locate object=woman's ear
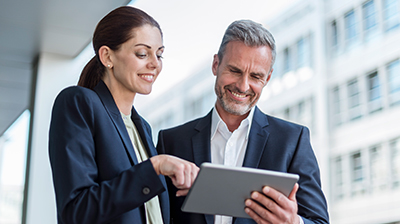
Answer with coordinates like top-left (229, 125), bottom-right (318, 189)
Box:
top-left (98, 46), bottom-right (113, 69)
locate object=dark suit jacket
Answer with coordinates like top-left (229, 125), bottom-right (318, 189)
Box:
top-left (49, 80), bottom-right (169, 224)
top-left (157, 107), bottom-right (329, 224)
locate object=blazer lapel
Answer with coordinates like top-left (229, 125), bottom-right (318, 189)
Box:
top-left (93, 81), bottom-right (138, 165)
top-left (130, 107), bottom-right (156, 157)
top-left (242, 107), bottom-right (270, 168)
top-left (192, 110), bottom-right (213, 166)
top-left (130, 106), bottom-right (171, 223)
top-left (191, 111), bottom-right (214, 224)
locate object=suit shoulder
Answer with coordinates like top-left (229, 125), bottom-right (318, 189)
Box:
top-left (55, 86), bottom-right (98, 103)
top-left (56, 85), bottom-right (96, 98)
top-left (52, 86), bottom-right (101, 113)
top-left (265, 114), bottom-right (309, 132)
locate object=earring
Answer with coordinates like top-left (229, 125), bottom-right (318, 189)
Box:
top-left (107, 64), bottom-right (111, 68)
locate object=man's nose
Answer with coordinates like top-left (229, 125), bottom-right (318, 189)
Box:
top-left (236, 74), bottom-right (250, 92)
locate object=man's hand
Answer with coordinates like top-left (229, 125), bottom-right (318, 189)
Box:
top-left (150, 155), bottom-right (199, 196)
top-left (244, 183), bottom-right (300, 224)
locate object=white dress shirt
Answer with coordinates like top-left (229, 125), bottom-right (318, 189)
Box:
top-left (210, 107), bottom-right (254, 224)
top-left (209, 108), bottom-right (304, 224)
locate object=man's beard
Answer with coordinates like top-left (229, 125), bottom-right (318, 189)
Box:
top-left (215, 83), bottom-right (257, 116)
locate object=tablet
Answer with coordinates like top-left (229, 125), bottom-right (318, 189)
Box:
top-left (181, 162), bottom-right (299, 219)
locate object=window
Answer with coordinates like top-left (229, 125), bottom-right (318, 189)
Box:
top-left (370, 145), bottom-right (386, 192)
top-left (272, 56), bottom-right (282, 78)
top-left (334, 157), bottom-right (344, 199)
top-left (351, 151), bottom-right (365, 196)
top-left (345, 10), bottom-right (358, 47)
top-left (390, 138), bottom-right (400, 188)
top-left (383, 0), bottom-right (400, 31)
top-left (331, 20), bottom-right (339, 49)
top-left (332, 86), bottom-right (342, 126)
top-left (347, 79), bottom-right (362, 120)
top-left (0, 110), bottom-right (30, 224)
top-left (387, 59), bottom-right (400, 105)
top-left (283, 47), bottom-right (291, 73)
top-left (367, 71), bottom-right (382, 113)
top-left (362, 0), bottom-right (378, 39)
top-left (296, 37), bottom-right (311, 69)
top-left (352, 152), bottom-right (363, 182)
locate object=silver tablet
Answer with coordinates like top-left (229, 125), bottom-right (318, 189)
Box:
top-left (181, 162), bottom-right (299, 219)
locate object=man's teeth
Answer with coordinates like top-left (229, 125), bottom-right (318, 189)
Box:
top-left (231, 91), bottom-right (246, 98)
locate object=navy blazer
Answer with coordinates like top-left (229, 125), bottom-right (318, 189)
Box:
top-left (157, 107), bottom-right (329, 224)
top-left (49, 81), bottom-right (169, 224)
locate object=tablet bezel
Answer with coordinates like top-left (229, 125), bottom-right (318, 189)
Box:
top-left (181, 162), bottom-right (299, 219)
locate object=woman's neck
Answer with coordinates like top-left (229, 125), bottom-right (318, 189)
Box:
top-left (102, 77), bottom-right (135, 115)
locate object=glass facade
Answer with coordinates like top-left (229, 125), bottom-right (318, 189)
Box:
top-left (387, 59), bottom-right (400, 105)
top-left (362, 0), bottom-right (378, 39)
top-left (383, 0), bottom-right (400, 31)
top-left (367, 71), bottom-right (382, 113)
top-left (345, 10), bottom-right (358, 46)
top-left (0, 110), bottom-right (30, 224)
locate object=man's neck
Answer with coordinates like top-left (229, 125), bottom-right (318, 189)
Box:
top-left (215, 104), bottom-right (249, 132)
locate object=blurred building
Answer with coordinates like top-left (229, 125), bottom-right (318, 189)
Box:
top-left (138, 0), bottom-right (400, 223)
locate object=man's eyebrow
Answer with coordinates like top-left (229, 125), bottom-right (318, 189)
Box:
top-left (228, 65), bottom-right (266, 77)
top-left (251, 72), bottom-right (267, 78)
top-left (134, 43), bottom-right (165, 50)
top-left (227, 65), bottom-right (242, 72)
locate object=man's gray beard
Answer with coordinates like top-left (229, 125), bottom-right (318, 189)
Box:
top-left (219, 97), bottom-right (252, 116)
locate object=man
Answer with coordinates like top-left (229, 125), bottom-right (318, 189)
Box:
top-left (157, 20), bottom-right (329, 224)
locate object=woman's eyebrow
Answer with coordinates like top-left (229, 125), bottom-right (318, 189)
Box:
top-left (135, 43), bottom-right (165, 50)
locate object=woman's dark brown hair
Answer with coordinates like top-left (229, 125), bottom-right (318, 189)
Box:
top-left (78, 6), bottom-right (162, 89)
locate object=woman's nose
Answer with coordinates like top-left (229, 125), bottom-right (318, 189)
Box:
top-left (147, 54), bottom-right (160, 69)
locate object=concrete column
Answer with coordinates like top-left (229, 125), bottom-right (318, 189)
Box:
top-left (25, 47), bottom-right (92, 224)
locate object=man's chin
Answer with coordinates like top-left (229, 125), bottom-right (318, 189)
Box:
top-left (224, 105), bottom-right (250, 116)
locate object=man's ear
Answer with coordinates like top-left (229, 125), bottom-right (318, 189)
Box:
top-left (98, 45), bottom-right (113, 68)
top-left (265, 68), bottom-right (273, 87)
top-left (212, 54), bottom-right (219, 76)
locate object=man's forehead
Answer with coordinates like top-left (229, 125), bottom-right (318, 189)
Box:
top-left (223, 42), bottom-right (272, 71)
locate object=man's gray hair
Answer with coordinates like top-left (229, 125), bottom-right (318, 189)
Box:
top-left (217, 20), bottom-right (276, 67)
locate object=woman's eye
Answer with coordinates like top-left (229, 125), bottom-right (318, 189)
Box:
top-left (157, 55), bottom-right (163, 59)
top-left (136, 53), bottom-right (147, 58)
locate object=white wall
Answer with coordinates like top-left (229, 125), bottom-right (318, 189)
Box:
top-left (26, 47), bottom-right (93, 224)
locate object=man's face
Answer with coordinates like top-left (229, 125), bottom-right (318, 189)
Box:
top-left (212, 41), bottom-right (273, 116)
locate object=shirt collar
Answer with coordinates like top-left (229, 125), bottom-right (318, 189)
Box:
top-left (211, 106), bottom-right (255, 140)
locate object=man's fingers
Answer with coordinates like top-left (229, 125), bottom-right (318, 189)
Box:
top-left (245, 199), bottom-right (272, 224)
top-left (288, 183), bottom-right (299, 201)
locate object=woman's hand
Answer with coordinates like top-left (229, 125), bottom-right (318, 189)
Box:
top-left (150, 155), bottom-right (199, 196)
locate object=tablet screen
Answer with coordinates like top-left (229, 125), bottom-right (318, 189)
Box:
top-left (181, 162), bottom-right (299, 218)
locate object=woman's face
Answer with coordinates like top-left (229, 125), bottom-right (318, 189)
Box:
top-left (109, 24), bottom-right (164, 96)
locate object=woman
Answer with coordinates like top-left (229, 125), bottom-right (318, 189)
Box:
top-left (48, 6), bottom-right (198, 224)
